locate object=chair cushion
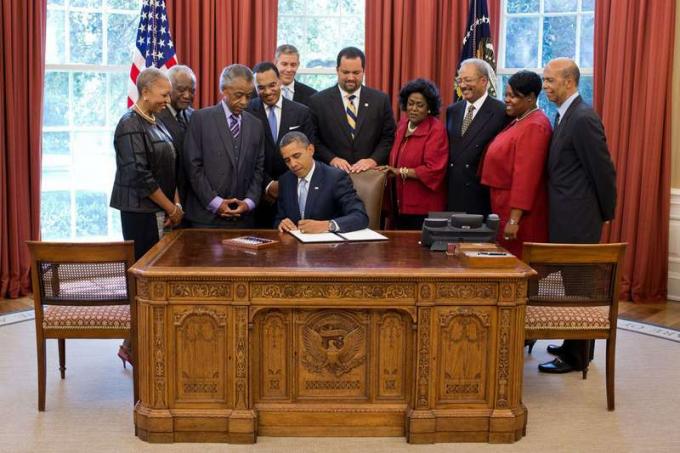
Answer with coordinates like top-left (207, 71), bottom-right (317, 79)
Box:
top-left (43, 305), bottom-right (130, 330)
top-left (349, 170), bottom-right (386, 230)
top-left (526, 305), bottom-right (610, 330)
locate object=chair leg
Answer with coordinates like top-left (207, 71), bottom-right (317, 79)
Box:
top-left (581, 341), bottom-right (590, 380)
top-left (58, 339), bottom-right (66, 379)
top-left (606, 337), bottom-right (616, 411)
top-left (37, 336), bottom-right (46, 411)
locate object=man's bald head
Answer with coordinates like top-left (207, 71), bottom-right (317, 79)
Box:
top-left (543, 58), bottom-right (580, 106)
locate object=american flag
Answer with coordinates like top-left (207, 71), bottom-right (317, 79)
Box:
top-left (127, 0), bottom-right (177, 107)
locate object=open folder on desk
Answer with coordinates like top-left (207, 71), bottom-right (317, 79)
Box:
top-left (289, 228), bottom-right (388, 243)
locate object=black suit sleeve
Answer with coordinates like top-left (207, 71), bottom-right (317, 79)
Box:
top-left (300, 107), bottom-right (316, 148)
top-left (184, 115), bottom-right (218, 208)
top-left (572, 112), bottom-right (617, 221)
top-left (245, 122), bottom-right (266, 206)
top-left (308, 96), bottom-right (336, 164)
top-left (369, 95), bottom-right (396, 165)
top-left (333, 172), bottom-right (369, 232)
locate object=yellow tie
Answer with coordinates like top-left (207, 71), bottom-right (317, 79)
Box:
top-left (346, 94), bottom-right (357, 138)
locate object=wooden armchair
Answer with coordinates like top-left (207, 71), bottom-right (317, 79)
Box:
top-left (350, 169), bottom-right (387, 230)
top-left (26, 241), bottom-right (137, 411)
top-left (522, 242), bottom-right (626, 411)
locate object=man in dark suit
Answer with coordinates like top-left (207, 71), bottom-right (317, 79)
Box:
top-left (156, 65), bottom-right (196, 206)
top-left (274, 44), bottom-right (318, 106)
top-left (539, 57), bottom-right (617, 374)
top-left (308, 47), bottom-right (396, 173)
top-left (247, 61), bottom-right (316, 228)
top-left (275, 131), bottom-right (368, 234)
top-left (183, 64), bottom-right (265, 228)
top-left (446, 58), bottom-right (509, 216)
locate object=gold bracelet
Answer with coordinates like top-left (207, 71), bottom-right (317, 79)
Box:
top-left (400, 167), bottom-right (408, 180)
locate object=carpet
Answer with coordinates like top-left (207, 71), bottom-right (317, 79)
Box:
top-left (0, 317), bottom-right (679, 452)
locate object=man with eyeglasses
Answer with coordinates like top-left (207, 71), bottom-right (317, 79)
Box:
top-left (446, 58), bottom-right (510, 216)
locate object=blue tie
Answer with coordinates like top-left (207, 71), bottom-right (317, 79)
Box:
top-left (229, 114), bottom-right (240, 139)
top-left (267, 106), bottom-right (278, 141)
top-left (298, 179), bottom-right (308, 219)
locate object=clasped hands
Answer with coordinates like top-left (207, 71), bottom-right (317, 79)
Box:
top-left (330, 157), bottom-right (377, 173)
top-left (164, 203), bottom-right (184, 227)
top-left (278, 218), bottom-right (330, 234)
top-left (218, 198), bottom-right (248, 218)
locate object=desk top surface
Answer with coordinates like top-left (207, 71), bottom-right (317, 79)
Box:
top-left (130, 229), bottom-right (534, 279)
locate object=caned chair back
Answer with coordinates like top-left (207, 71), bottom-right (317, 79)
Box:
top-left (350, 169), bottom-right (386, 230)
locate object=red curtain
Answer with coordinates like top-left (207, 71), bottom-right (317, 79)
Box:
top-left (365, 0), bottom-right (500, 119)
top-left (594, 0), bottom-right (675, 301)
top-left (0, 0), bottom-right (45, 298)
top-left (166, 0), bottom-right (279, 107)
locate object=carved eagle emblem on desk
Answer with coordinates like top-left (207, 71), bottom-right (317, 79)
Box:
top-left (302, 324), bottom-right (365, 377)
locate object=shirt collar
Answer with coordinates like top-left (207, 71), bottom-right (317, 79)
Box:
top-left (467, 91), bottom-right (488, 112)
top-left (299, 161), bottom-right (316, 184)
top-left (268, 94), bottom-right (283, 111)
top-left (282, 80), bottom-right (295, 93)
top-left (221, 99), bottom-right (240, 122)
top-left (166, 104), bottom-right (178, 116)
top-left (557, 91), bottom-right (580, 120)
top-left (338, 85), bottom-right (361, 101)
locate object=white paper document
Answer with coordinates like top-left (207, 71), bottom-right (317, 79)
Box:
top-left (289, 228), bottom-right (388, 243)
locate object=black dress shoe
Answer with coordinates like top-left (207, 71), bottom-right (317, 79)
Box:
top-left (546, 343), bottom-right (564, 356)
top-left (538, 357), bottom-right (574, 374)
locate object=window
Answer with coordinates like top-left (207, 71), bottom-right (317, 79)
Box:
top-left (498, 0), bottom-right (595, 120)
top-left (277, 0), bottom-right (365, 91)
top-left (42, 0), bottom-right (140, 240)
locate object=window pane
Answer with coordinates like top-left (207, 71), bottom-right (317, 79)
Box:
top-left (343, 0), bottom-right (364, 15)
top-left (542, 15), bottom-right (576, 65)
top-left (108, 72), bottom-right (130, 127)
top-left (580, 75), bottom-right (594, 106)
top-left (339, 16), bottom-right (365, 51)
top-left (107, 13), bottom-right (138, 65)
top-left (295, 73), bottom-right (336, 91)
top-left (48, 0), bottom-right (65, 5)
top-left (278, 0), bottom-right (305, 14)
top-left (504, 17), bottom-right (539, 68)
top-left (277, 16), bottom-right (306, 59)
top-left (545, 0), bottom-right (577, 12)
top-left (46, 10), bottom-right (65, 64)
top-left (582, 0), bottom-right (595, 12)
top-left (580, 14), bottom-right (594, 67)
top-left (110, 208), bottom-right (122, 237)
top-left (506, 0), bottom-right (539, 13)
top-left (76, 191), bottom-right (109, 237)
top-left (69, 12), bottom-right (103, 64)
top-left (71, 131), bottom-right (115, 192)
top-left (41, 191), bottom-right (72, 240)
top-left (71, 0), bottom-right (102, 7)
top-left (42, 132), bottom-right (70, 156)
top-left (72, 72), bottom-right (107, 127)
top-left (107, 0), bottom-right (140, 10)
top-left (305, 17), bottom-right (341, 67)
top-left (43, 72), bottom-right (70, 127)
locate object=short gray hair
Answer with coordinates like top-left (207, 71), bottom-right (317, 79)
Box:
top-left (275, 44), bottom-right (300, 60)
top-left (219, 64), bottom-right (253, 91)
top-left (167, 65), bottom-right (196, 85)
top-left (459, 58), bottom-right (492, 80)
top-left (279, 131), bottom-right (310, 150)
top-left (136, 67), bottom-right (168, 96)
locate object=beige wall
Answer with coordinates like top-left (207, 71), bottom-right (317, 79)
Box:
top-left (672, 0), bottom-right (680, 188)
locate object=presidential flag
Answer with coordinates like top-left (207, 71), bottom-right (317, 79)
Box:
top-left (127, 0), bottom-right (177, 107)
top-left (456, 0), bottom-right (497, 99)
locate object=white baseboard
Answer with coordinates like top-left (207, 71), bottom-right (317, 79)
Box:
top-left (668, 189), bottom-right (680, 300)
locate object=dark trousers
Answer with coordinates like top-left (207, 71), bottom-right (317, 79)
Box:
top-left (120, 211), bottom-right (160, 261)
top-left (559, 266), bottom-right (596, 370)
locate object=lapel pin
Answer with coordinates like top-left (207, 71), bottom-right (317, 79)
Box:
top-left (364, 103), bottom-right (369, 107)
top-left (314, 186), bottom-right (319, 190)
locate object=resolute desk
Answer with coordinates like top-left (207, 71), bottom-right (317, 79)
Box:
top-left (130, 229), bottom-right (534, 444)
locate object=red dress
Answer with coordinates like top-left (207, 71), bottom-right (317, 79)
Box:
top-left (480, 110), bottom-right (551, 258)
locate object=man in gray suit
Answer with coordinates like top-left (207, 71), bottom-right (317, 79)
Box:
top-left (539, 57), bottom-right (617, 374)
top-left (183, 64), bottom-right (265, 228)
top-left (157, 64), bottom-right (196, 206)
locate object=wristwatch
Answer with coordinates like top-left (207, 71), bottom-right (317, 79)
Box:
top-left (329, 220), bottom-right (339, 232)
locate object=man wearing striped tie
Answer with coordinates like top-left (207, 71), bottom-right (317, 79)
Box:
top-left (183, 64), bottom-right (265, 228)
top-left (308, 47), bottom-right (396, 174)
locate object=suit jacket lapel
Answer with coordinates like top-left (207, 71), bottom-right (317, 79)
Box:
top-left (331, 87), bottom-right (354, 143)
top-left (353, 89), bottom-right (370, 138)
top-left (211, 104), bottom-right (236, 169)
top-left (237, 115), bottom-right (250, 174)
top-left (279, 99), bottom-right (294, 141)
top-left (549, 95), bottom-right (582, 167)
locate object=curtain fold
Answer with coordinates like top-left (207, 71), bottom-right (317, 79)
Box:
top-left (0, 0), bottom-right (45, 298)
top-left (166, 0), bottom-right (279, 108)
top-left (594, 0), bottom-right (675, 301)
top-left (365, 0), bottom-right (500, 120)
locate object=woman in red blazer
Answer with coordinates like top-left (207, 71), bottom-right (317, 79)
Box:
top-left (378, 79), bottom-right (448, 229)
top-left (480, 71), bottom-right (551, 258)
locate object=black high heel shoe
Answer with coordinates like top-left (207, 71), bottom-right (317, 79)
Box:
top-left (118, 343), bottom-right (132, 368)
top-left (525, 339), bottom-right (537, 354)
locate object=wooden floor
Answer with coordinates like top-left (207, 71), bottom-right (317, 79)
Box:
top-left (2, 296), bottom-right (680, 330)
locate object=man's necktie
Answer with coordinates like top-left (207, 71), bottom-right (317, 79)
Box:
top-left (267, 106), bottom-right (278, 141)
top-left (553, 112), bottom-right (561, 129)
top-left (460, 104), bottom-right (475, 135)
top-left (298, 179), bottom-right (308, 219)
top-left (346, 94), bottom-right (357, 138)
top-left (282, 87), bottom-right (293, 100)
top-left (176, 110), bottom-right (187, 129)
top-left (229, 114), bottom-right (240, 139)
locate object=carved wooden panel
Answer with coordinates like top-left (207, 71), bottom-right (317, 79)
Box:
top-left (436, 283), bottom-right (497, 302)
top-left (259, 310), bottom-right (291, 400)
top-left (496, 309), bottom-right (511, 408)
top-left (251, 282), bottom-right (415, 300)
top-left (296, 310), bottom-right (369, 399)
top-left (172, 306), bottom-right (228, 404)
top-left (435, 307), bottom-right (495, 404)
top-left (169, 282), bottom-right (232, 300)
top-left (152, 307), bottom-right (166, 408)
top-left (416, 307), bottom-right (432, 409)
top-left (234, 307), bottom-right (249, 409)
top-left (376, 312), bottom-right (408, 399)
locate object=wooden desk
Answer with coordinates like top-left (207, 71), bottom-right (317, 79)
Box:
top-left (130, 230), bottom-right (534, 444)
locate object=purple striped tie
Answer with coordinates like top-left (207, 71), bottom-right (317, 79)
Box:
top-left (229, 114), bottom-right (240, 139)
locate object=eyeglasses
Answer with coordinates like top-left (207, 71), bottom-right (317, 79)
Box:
top-left (455, 77), bottom-right (481, 85)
